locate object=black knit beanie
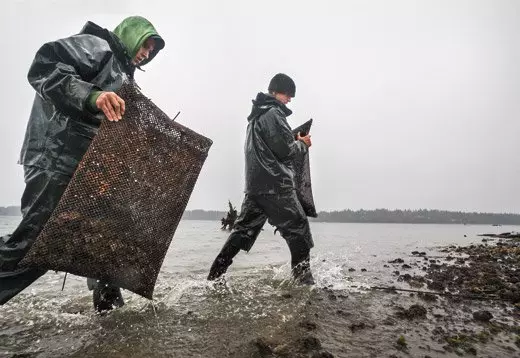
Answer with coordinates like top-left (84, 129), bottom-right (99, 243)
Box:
top-left (268, 73), bottom-right (296, 97)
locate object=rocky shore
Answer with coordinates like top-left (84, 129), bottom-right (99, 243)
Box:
top-left (246, 235), bottom-right (520, 357)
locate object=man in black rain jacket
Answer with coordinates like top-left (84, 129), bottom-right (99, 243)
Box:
top-left (207, 73), bottom-right (315, 284)
top-left (0, 16), bottom-right (165, 311)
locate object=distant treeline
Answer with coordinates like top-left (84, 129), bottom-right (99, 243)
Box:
top-left (182, 210), bottom-right (224, 221)
top-left (183, 208), bottom-right (520, 225)
top-left (0, 206), bottom-right (21, 216)
top-left (2, 206), bottom-right (520, 225)
top-left (311, 209), bottom-right (520, 225)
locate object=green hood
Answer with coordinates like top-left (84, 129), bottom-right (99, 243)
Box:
top-left (113, 16), bottom-right (165, 66)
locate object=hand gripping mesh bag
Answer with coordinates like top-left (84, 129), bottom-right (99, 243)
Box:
top-left (20, 82), bottom-right (213, 299)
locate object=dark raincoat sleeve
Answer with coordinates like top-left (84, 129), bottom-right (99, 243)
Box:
top-left (258, 109), bottom-right (308, 161)
top-left (27, 35), bottom-right (113, 115)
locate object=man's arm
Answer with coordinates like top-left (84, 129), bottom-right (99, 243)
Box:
top-left (27, 36), bottom-right (124, 121)
top-left (259, 109), bottom-right (311, 161)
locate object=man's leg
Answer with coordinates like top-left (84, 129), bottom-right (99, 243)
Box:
top-left (255, 191), bottom-right (315, 284)
top-left (0, 167), bottom-right (70, 304)
top-left (207, 195), bottom-right (267, 280)
top-left (288, 246), bottom-right (313, 285)
top-left (88, 278), bottom-right (125, 312)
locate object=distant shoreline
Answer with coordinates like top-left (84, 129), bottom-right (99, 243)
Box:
top-left (2, 207), bottom-right (519, 225)
top-left (182, 208), bottom-right (520, 225)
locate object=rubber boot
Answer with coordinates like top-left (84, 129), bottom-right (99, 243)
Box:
top-left (292, 255), bottom-right (315, 285)
top-left (207, 243), bottom-right (240, 281)
top-left (92, 282), bottom-right (125, 312)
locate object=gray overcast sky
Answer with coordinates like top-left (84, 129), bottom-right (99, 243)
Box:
top-left (1, 0), bottom-right (519, 213)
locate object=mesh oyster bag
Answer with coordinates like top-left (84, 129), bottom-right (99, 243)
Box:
top-left (20, 82), bottom-right (212, 299)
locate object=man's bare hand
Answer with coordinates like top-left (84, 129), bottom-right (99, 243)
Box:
top-left (96, 92), bottom-right (125, 122)
top-left (297, 132), bottom-right (312, 147)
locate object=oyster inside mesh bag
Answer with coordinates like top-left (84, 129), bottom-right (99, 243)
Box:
top-left (292, 119), bottom-right (317, 218)
top-left (19, 82), bottom-right (213, 299)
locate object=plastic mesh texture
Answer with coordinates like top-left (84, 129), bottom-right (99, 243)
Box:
top-left (19, 82), bottom-right (213, 299)
top-left (292, 119), bottom-right (317, 218)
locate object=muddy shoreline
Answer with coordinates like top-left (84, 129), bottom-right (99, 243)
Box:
top-left (2, 233), bottom-right (520, 358)
top-left (246, 236), bottom-right (520, 357)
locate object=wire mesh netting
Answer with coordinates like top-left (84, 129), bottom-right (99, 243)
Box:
top-left (292, 119), bottom-right (317, 218)
top-left (19, 82), bottom-right (213, 299)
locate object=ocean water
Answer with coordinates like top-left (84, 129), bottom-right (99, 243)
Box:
top-left (1, 217), bottom-right (518, 357)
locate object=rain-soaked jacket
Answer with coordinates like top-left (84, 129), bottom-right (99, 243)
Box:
top-left (0, 18), bottom-right (165, 305)
top-left (245, 93), bottom-right (308, 194)
top-left (19, 18), bottom-right (164, 176)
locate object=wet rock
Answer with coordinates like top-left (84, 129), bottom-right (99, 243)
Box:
top-left (382, 317), bottom-right (397, 326)
top-left (402, 264), bottom-right (412, 269)
top-left (336, 309), bottom-right (350, 317)
top-left (432, 308), bottom-right (446, 318)
top-left (432, 326), bottom-right (446, 336)
top-left (397, 304), bottom-right (427, 319)
top-left (409, 304), bottom-right (427, 318)
top-left (408, 279), bottom-right (425, 288)
top-left (300, 320), bottom-right (317, 331)
top-left (349, 321), bottom-right (375, 332)
top-left (398, 273), bottom-right (412, 282)
top-left (473, 310), bottom-right (493, 322)
top-left (427, 280), bottom-right (445, 291)
top-left (253, 337), bottom-right (273, 356)
top-left (300, 335), bottom-right (322, 350)
top-left (466, 346), bottom-right (477, 355)
top-left (499, 289), bottom-right (520, 303)
top-left (418, 292), bottom-right (438, 302)
top-left (349, 322), bottom-right (366, 332)
top-left (389, 258), bottom-right (405, 264)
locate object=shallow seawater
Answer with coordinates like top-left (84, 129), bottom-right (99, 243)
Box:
top-left (2, 218), bottom-right (519, 357)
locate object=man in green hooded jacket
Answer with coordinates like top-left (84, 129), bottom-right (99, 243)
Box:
top-left (0, 16), bottom-right (165, 311)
